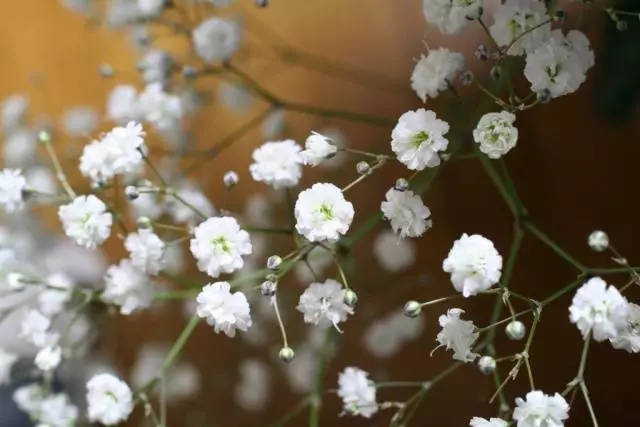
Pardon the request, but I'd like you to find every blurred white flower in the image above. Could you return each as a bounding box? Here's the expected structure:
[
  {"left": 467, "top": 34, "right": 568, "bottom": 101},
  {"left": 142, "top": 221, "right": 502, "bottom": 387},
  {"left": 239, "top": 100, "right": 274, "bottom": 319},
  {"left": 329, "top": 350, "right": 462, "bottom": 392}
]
[
  {"left": 373, "top": 229, "right": 417, "bottom": 272},
  {"left": 138, "top": 83, "right": 184, "bottom": 133},
  {"left": 0, "top": 348, "right": 18, "bottom": 385},
  {"left": 219, "top": 82, "right": 254, "bottom": 114},
  {"left": 411, "top": 48, "right": 464, "bottom": 102},
  {"left": 234, "top": 359, "right": 270, "bottom": 411},
  {"left": 470, "top": 417, "right": 509, "bottom": 427},
  {"left": 38, "top": 272, "right": 74, "bottom": 316},
  {"left": 20, "top": 309, "right": 57, "bottom": 348},
  {"left": 102, "top": 259, "right": 153, "bottom": 315},
  {"left": 193, "top": 17, "right": 241, "bottom": 63},
  {"left": 1, "top": 94, "right": 28, "bottom": 132},
  {"left": 0, "top": 168, "right": 26, "bottom": 213},
  {"left": 610, "top": 302, "right": 640, "bottom": 353},
  {"left": 61, "top": 106, "right": 99, "bottom": 137},
  {"left": 38, "top": 393, "right": 79, "bottom": 427},
  {"left": 124, "top": 229, "right": 165, "bottom": 275},
  {"left": 4, "top": 129, "right": 37, "bottom": 167},
  {"left": 34, "top": 344, "right": 62, "bottom": 372},
  {"left": 168, "top": 181, "right": 215, "bottom": 225},
  {"left": 107, "top": 85, "right": 141, "bottom": 124}
]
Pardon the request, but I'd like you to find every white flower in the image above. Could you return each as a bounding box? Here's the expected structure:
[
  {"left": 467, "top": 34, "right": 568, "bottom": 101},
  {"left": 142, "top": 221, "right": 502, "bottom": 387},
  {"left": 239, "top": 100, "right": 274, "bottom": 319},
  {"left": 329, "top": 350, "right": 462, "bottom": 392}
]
[
  {"left": 140, "top": 50, "right": 173, "bottom": 84},
  {"left": 1, "top": 94, "right": 28, "bottom": 131},
  {"left": 373, "top": 229, "right": 417, "bottom": 272},
  {"left": 610, "top": 302, "right": 640, "bottom": 353},
  {"left": 124, "top": 229, "right": 165, "bottom": 274},
  {"left": 193, "top": 17, "right": 241, "bottom": 63},
  {"left": 561, "top": 30, "right": 595, "bottom": 72},
  {"left": 262, "top": 108, "right": 286, "bottom": 140},
  {"left": 13, "top": 383, "right": 45, "bottom": 416},
  {"left": 4, "top": 129, "right": 37, "bottom": 167},
  {"left": 168, "top": 181, "right": 214, "bottom": 224},
  {"left": 58, "top": 195, "right": 113, "bottom": 249},
  {"left": 524, "top": 37, "right": 587, "bottom": 99},
  {"left": 62, "top": 106, "right": 99, "bottom": 137},
  {"left": 38, "top": 393, "right": 79, "bottom": 427},
  {"left": 0, "top": 348, "right": 18, "bottom": 385},
  {"left": 300, "top": 131, "right": 338, "bottom": 166},
  {"left": 337, "top": 367, "right": 377, "bottom": 418},
  {"left": 78, "top": 140, "right": 112, "bottom": 184},
  {"left": 25, "top": 167, "right": 56, "bottom": 196},
  {"left": 443, "top": 233, "right": 503, "bottom": 297},
  {"left": 86, "top": 373, "right": 133, "bottom": 426},
  {"left": 190, "top": 216, "right": 252, "bottom": 277},
  {"left": 297, "top": 279, "right": 353, "bottom": 328},
  {"left": 435, "top": 308, "right": 478, "bottom": 362},
  {"left": 391, "top": 109, "right": 449, "bottom": 170},
  {"left": 249, "top": 140, "right": 303, "bottom": 189},
  {"left": 513, "top": 390, "right": 569, "bottom": 427},
  {"left": 569, "top": 277, "right": 628, "bottom": 342},
  {"left": 473, "top": 111, "right": 518, "bottom": 159},
  {"left": 380, "top": 188, "right": 431, "bottom": 238},
  {"left": 490, "top": 0, "right": 551, "bottom": 56},
  {"left": 35, "top": 345, "right": 62, "bottom": 372},
  {"left": 102, "top": 259, "right": 153, "bottom": 315},
  {"left": 294, "top": 183, "right": 354, "bottom": 242},
  {"left": 20, "top": 309, "right": 58, "bottom": 348},
  {"left": 137, "top": 0, "right": 164, "bottom": 17},
  {"left": 38, "top": 272, "right": 74, "bottom": 316},
  {"left": 422, "top": 0, "right": 482, "bottom": 34},
  {"left": 411, "top": 48, "right": 465, "bottom": 102},
  {"left": 470, "top": 417, "right": 509, "bottom": 427},
  {"left": 234, "top": 359, "right": 270, "bottom": 411},
  {"left": 129, "top": 192, "right": 164, "bottom": 221},
  {"left": 107, "top": 85, "right": 141, "bottom": 124},
  {"left": 0, "top": 168, "right": 26, "bottom": 213},
  {"left": 138, "top": 83, "right": 184, "bottom": 132},
  {"left": 196, "top": 281, "right": 252, "bottom": 337},
  {"left": 364, "top": 310, "right": 424, "bottom": 358}
]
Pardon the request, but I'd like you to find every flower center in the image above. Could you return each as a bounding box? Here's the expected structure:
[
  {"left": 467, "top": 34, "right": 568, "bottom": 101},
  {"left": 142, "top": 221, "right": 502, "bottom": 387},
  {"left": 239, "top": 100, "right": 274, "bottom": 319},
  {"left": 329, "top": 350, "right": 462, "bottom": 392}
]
[
  {"left": 212, "top": 236, "right": 231, "bottom": 253},
  {"left": 318, "top": 203, "right": 334, "bottom": 221},
  {"left": 410, "top": 131, "right": 429, "bottom": 148}
]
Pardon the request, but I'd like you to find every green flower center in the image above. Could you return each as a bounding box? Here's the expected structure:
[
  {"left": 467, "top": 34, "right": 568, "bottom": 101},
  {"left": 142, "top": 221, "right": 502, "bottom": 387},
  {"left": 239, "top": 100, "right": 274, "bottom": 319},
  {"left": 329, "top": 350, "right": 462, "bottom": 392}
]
[
  {"left": 318, "top": 203, "right": 334, "bottom": 221},
  {"left": 212, "top": 236, "right": 231, "bottom": 253},
  {"left": 410, "top": 131, "right": 430, "bottom": 148}
]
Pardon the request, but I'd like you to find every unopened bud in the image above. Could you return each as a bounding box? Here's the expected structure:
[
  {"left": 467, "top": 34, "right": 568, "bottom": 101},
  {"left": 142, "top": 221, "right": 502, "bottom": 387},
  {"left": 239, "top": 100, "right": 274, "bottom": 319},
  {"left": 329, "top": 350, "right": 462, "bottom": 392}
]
[
  {"left": 356, "top": 161, "right": 370, "bottom": 175},
  {"left": 99, "top": 64, "right": 114, "bottom": 78},
  {"left": 490, "top": 66, "right": 502, "bottom": 81},
  {"left": 260, "top": 280, "right": 277, "bottom": 297},
  {"left": 616, "top": 20, "right": 628, "bottom": 31},
  {"left": 343, "top": 290, "right": 358, "bottom": 308},
  {"left": 38, "top": 130, "right": 51, "bottom": 144},
  {"left": 477, "top": 355, "right": 496, "bottom": 375},
  {"left": 125, "top": 186, "right": 139, "bottom": 200},
  {"left": 394, "top": 178, "right": 409, "bottom": 192},
  {"left": 505, "top": 320, "right": 526, "bottom": 340},
  {"left": 475, "top": 45, "right": 489, "bottom": 61},
  {"left": 403, "top": 300, "right": 422, "bottom": 318},
  {"left": 461, "top": 70, "right": 474, "bottom": 86},
  {"left": 223, "top": 171, "right": 239, "bottom": 188},
  {"left": 266, "top": 255, "right": 282, "bottom": 270},
  {"left": 137, "top": 216, "right": 152, "bottom": 230},
  {"left": 278, "top": 346, "right": 295, "bottom": 363},
  {"left": 588, "top": 230, "right": 609, "bottom": 252}
]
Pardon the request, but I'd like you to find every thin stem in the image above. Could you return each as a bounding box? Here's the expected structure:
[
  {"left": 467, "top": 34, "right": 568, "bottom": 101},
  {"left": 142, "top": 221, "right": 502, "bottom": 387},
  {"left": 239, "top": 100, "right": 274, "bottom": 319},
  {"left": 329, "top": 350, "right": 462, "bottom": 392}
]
[
  {"left": 309, "top": 330, "right": 331, "bottom": 427},
  {"left": 41, "top": 138, "right": 76, "bottom": 199},
  {"left": 271, "top": 295, "right": 289, "bottom": 348},
  {"left": 477, "top": 18, "right": 501, "bottom": 51},
  {"left": 267, "top": 398, "right": 310, "bottom": 427},
  {"left": 524, "top": 222, "right": 587, "bottom": 272}
]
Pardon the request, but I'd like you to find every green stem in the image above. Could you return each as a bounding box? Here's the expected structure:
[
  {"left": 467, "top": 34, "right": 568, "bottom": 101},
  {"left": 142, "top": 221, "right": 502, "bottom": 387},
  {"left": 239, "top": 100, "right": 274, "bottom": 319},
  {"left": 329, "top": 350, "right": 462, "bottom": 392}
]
[{"left": 524, "top": 222, "right": 587, "bottom": 272}]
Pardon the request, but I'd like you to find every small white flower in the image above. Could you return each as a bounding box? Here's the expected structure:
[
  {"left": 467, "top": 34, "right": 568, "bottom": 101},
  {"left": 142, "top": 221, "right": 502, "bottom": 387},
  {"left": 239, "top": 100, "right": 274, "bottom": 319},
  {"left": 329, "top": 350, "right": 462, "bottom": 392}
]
[
  {"left": 610, "top": 302, "right": 640, "bottom": 353},
  {"left": 391, "top": 109, "right": 450, "bottom": 170},
  {"left": 513, "top": 390, "right": 569, "bottom": 427},
  {"left": 35, "top": 345, "right": 62, "bottom": 372},
  {"left": 62, "top": 106, "right": 99, "bottom": 137},
  {"left": 569, "top": 277, "right": 628, "bottom": 342},
  {"left": 294, "top": 183, "right": 354, "bottom": 242},
  {"left": 364, "top": 310, "right": 424, "bottom": 358},
  {"left": 422, "top": 0, "right": 483, "bottom": 34},
  {"left": 138, "top": 83, "right": 184, "bottom": 132},
  {"left": 193, "top": 17, "right": 241, "bottom": 63},
  {"left": 4, "top": 130, "right": 37, "bottom": 167},
  {"left": 25, "top": 167, "right": 56, "bottom": 196},
  {"left": 1, "top": 94, "right": 28, "bottom": 132},
  {"left": 137, "top": 0, "right": 165, "bottom": 17},
  {"left": 38, "top": 272, "right": 74, "bottom": 316},
  {"left": 38, "top": 393, "right": 79, "bottom": 427},
  {"left": 20, "top": 309, "right": 58, "bottom": 348},
  {"left": 0, "top": 168, "right": 26, "bottom": 213},
  {"left": 234, "top": 359, "right": 270, "bottom": 411},
  {"left": 140, "top": 50, "right": 174, "bottom": 84},
  {"left": 249, "top": 140, "right": 303, "bottom": 189},
  {"left": 337, "top": 367, "right": 377, "bottom": 418},
  {"left": 196, "top": 281, "right": 252, "bottom": 337},
  {"left": 443, "top": 233, "right": 503, "bottom": 297},
  {"left": 301, "top": 131, "right": 338, "bottom": 167},
  {"left": 561, "top": 30, "right": 595, "bottom": 72},
  {"left": 490, "top": 0, "right": 551, "bottom": 56},
  {"left": 124, "top": 229, "right": 165, "bottom": 274},
  {"left": 411, "top": 48, "right": 465, "bottom": 102},
  {"left": 13, "top": 383, "right": 45, "bottom": 416},
  {"left": 168, "top": 181, "right": 214, "bottom": 224},
  {"left": 373, "top": 229, "right": 417, "bottom": 272},
  {"left": 524, "top": 35, "right": 588, "bottom": 99},
  {"left": 86, "top": 373, "right": 133, "bottom": 426},
  {"left": 380, "top": 188, "right": 431, "bottom": 238},
  {"left": 434, "top": 308, "right": 478, "bottom": 362},
  {"left": 0, "top": 348, "right": 18, "bottom": 385},
  {"left": 470, "top": 417, "right": 509, "bottom": 427},
  {"left": 473, "top": 111, "right": 518, "bottom": 159},
  {"left": 102, "top": 259, "right": 153, "bottom": 315},
  {"left": 129, "top": 191, "right": 164, "bottom": 221},
  {"left": 297, "top": 278, "right": 353, "bottom": 328},
  {"left": 107, "top": 85, "right": 141, "bottom": 124},
  {"left": 262, "top": 108, "right": 286, "bottom": 140},
  {"left": 58, "top": 195, "right": 113, "bottom": 249},
  {"left": 190, "top": 216, "right": 252, "bottom": 277}
]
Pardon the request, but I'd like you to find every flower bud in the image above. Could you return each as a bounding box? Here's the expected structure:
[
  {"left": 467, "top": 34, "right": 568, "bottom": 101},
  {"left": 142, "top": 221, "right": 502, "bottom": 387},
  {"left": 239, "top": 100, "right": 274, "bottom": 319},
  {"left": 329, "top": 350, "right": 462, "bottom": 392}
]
[
  {"left": 477, "top": 356, "right": 496, "bottom": 375},
  {"left": 137, "top": 216, "right": 152, "bottom": 230},
  {"left": 460, "top": 70, "right": 474, "bottom": 86},
  {"left": 588, "top": 230, "right": 609, "bottom": 252},
  {"left": 537, "top": 88, "right": 552, "bottom": 104},
  {"left": 403, "top": 300, "right": 421, "bottom": 318},
  {"left": 256, "top": 0, "right": 268, "bottom": 6},
  {"left": 278, "top": 346, "right": 295, "bottom": 363},
  {"left": 266, "top": 273, "right": 278, "bottom": 283},
  {"left": 356, "top": 161, "right": 370, "bottom": 175},
  {"left": 38, "top": 131, "right": 51, "bottom": 144},
  {"left": 475, "top": 45, "right": 489, "bottom": 61},
  {"left": 394, "top": 178, "right": 409, "bottom": 192},
  {"left": 505, "top": 320, "right": 526, "bottom": 340},
  {"left": 266, "top": 255, "right": 282, "bottom": 270},
  {"left": 490, "top": 66, "right": 502, "bottom": 81},
  {"left": 616, "top": 20, "right": 628, "bottom": 31},
  {"left": 260, "top": 280, "right": 277, "bottom": 297},
  {"left": 99, "top": 64, "right": 114, "bottom": 78},
  {"left": 125, "top": 186, "right": 139, "bottom": 200},
  {"left": 183, "top": 66, "right": 199, "bottom": 79},
  {"left": 343, "top": 290, "right": 358, "bottom": 308},
  {"left": 223, "top": 171, "right": 239, "bottom": 188}
]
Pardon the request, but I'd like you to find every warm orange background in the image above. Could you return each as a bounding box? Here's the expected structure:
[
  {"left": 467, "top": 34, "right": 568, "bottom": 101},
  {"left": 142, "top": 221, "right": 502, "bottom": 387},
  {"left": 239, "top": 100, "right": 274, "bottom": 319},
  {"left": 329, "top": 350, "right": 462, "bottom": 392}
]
[{"left": 2, "top": 1, "right": 639, "bottom": 426}]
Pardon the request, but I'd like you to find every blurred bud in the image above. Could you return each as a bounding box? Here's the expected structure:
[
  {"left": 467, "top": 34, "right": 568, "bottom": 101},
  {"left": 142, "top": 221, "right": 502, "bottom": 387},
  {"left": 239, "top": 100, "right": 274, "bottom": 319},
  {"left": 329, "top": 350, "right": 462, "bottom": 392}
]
[
  {"left": 356, "top": 161, "right": 370, "bottom": 175},
  {"left": 616, "top": 20, "right": 628, "bottom": 31},
  {"left": 403, "top": 300, "right": 421, "bottom": 318},
  {"left": 260, "top": 280, "right": 277, "bottom": 297},
  {"left": 256, "top": 0, "right": 269, "bottom": 6},
  {"left": 461, "top": 70, "right": 474, "bottom": 86},
  {"left": 278, "top": 346, "right": 295, "bottom": 363},
  {"left": 588, "top": 230, "right": 609, "bottom": 252},
  {"left": 137, "top": 216, "right": 152, "bottom": 230},
  {"left": 477, "top": 356, "right": 496, "bottom": 375},
  {"left": 99, "top": 64, "right": 114, "bottom": 78},
  {"left": 553, "top": 10, "right": 567, "bottom": 22},
  {"left": 223, "top": 171, "right": 239, "bottom": 188},
  {"left": 475, "top": 45, "right": 489, "bottom": 61},
  {"left": 266, "top": 255, "right": 282, "bottom": 270},
  {"left": 505, "top": 320, "right": 526, "bottom": 340},
  {"left": 537, "top": 88, "right": 552, "bottom": 104},
  {"left": 394, "top": 178, "right": 409, "bottom": 192},
  {"left": 266, "top": 273, "right": 278, "bottom": 282},
  {"left": 490, "top": 66, "right": 502, "bottom": 81},
  {"left": 7, "top": 272, "right": 26, "bottom": 292},
  {"left": 343, "top": 290, "right": 358, "bottom": 308},
  {"left": 125, "top": 186, "right": 139, "bottom": 200},
  {"left": 38, "top": 130, "right": 51, "bottom": 144},
  {"left": 183, "top": 65, "right": 199, "bottom": 79}
]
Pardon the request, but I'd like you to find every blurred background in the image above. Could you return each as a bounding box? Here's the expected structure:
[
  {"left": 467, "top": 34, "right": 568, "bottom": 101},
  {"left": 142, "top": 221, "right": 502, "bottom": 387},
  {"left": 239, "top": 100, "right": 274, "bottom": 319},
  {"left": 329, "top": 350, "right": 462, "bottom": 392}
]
[{"left": 0, "top": 0, "right": 639, "bottom": 426}]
